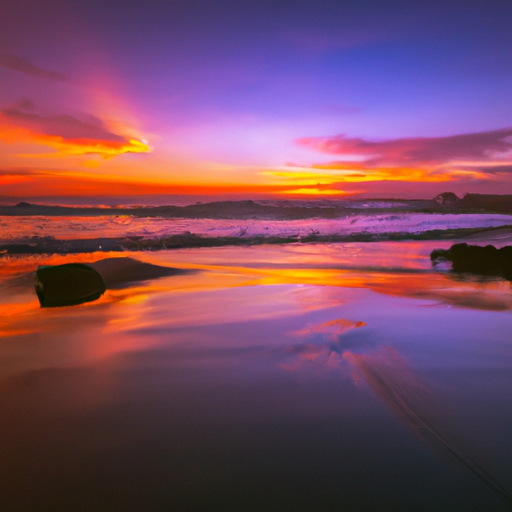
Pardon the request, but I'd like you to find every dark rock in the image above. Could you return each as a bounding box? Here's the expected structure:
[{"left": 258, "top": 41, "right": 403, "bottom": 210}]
[
  {"left": 35, "top": 263, "right": 106, "bottom": 307},
  {"left": 15, "top": 202, "right": 33, "bottom": 208},
  {"left": 431, "top": 243, "right": 512, "bottom": 281},
  {"left": 433, "top": 192, "right": 460, "bottom": 205},
  {"left": 460, "top": 194, "right": 512, "bottom": 212}
]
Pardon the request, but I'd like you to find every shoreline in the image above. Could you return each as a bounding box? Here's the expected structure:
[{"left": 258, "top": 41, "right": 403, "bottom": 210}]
[{"left": 1, "top": 224, "right": 512, "bottom": 255}]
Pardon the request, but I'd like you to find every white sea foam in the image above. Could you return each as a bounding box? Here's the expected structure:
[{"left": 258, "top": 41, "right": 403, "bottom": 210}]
[{"left": 1, "top": 212, "right": 511, "bottom": 243}]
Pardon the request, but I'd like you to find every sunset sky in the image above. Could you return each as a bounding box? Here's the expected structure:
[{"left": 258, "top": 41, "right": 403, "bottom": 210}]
[{"left": 1, "top": 0, "right": 512, "bottom": 201}]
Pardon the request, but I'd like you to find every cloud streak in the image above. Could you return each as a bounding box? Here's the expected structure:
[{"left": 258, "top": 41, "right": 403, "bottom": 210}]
[
  {"left": 2, "top": 108, "right": 125, "bottom": 142},
  {"left": 262, "top": 128, "right": 512, "bottom": 193},
  {"left": 0, "top": 54, "right": 66, "bottom": 81},
  {"left": 0, "top": 102, "right": 150, "bottom": 158},
  {"left": 297, "top": 128, "right": 512, "bottom": 168}
]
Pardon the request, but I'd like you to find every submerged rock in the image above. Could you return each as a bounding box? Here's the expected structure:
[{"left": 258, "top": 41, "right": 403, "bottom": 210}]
[
  {"left": 431, "top": 243, "right": 512, "bottom": 280},
  {"left": 35, "top": 263, "right": 106, "bottom": 307}
]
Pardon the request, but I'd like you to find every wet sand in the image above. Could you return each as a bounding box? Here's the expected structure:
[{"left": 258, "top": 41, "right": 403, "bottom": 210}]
[{"left": 1, "top": 241, "right": 512, "bottom": 511}]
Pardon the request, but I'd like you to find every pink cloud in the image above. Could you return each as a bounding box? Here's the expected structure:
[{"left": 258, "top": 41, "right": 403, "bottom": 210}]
[{"left": 297, "top": 128, "right": 512, "bottom": 168}]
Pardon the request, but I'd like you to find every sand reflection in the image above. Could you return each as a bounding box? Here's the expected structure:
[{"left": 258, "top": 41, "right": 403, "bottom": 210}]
[
  {"left": 1, "top": 244, "right": 512, "bottom": 510},
  {"left": 344, "top": 348, "right": 512, "bottom": 508},
  {"left": 283, "top": 314, "right": 512, "bottom": 508},
  {"left": 2, "top": 243, "right": 512, "bottom": 376},
  {"left": 152, "top": 242, "right": 512, "bottom": 312}
]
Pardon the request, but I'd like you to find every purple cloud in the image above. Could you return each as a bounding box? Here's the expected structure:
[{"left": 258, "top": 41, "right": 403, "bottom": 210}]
[
  {"left": 472, "top": 165, "right": 512, "bottom": 174},
  {"left": 1, "top": 106, "right": 125, "bottom": 142},
  {"left": 0, "top": 53, "right": 66, "bottom": 81}
]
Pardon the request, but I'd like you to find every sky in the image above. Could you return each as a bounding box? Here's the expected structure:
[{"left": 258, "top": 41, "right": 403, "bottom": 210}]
[{"left": 1, "top": 0, "right": 512, "bottom": 201}]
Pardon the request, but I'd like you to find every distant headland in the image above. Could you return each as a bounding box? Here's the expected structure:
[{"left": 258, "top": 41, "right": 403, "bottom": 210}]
[{"left": 1, "top": 193, "right": 512, "bottom": 218}]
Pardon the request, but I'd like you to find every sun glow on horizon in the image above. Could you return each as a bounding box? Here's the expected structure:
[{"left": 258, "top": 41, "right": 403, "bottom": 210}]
[{"left": 281, "top": 188, "right": 357, "bottom": 196}]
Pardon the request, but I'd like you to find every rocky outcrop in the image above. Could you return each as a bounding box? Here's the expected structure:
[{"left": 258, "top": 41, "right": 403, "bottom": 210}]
[
  {"left": 460, "top": 194, "right": 512, "bottom": 212},
  {"left": 431, "top": 243, "right": 512, "bottom": 280},
  {"left": 433, "top": 192, "right": 460, "bottom": 205}
]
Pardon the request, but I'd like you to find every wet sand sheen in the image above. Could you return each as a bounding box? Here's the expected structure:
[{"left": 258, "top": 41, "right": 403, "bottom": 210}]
[
  {"left": 1, "top": 242, "right": 512, "bottom": 510},
  {"left": 345, "top": 348, "right": 512, "bottom": 508}
]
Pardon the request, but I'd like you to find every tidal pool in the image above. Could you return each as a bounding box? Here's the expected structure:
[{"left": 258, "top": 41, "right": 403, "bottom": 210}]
[{"left": 1, "top": 242, "right": 511, "bottom": 511}]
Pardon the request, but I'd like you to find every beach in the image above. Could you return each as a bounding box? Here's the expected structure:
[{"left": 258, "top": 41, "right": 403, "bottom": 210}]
[
  {"left": 3, "top": 0, "right": 512, "bottom": 507},
  {"left": 1, "top": 222, "right": 512, "bottom": 510}
]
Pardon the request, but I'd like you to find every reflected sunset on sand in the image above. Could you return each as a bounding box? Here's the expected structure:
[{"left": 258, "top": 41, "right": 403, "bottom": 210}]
[{"left": 1, "top": 241, "right": 512, "bottom": 511}]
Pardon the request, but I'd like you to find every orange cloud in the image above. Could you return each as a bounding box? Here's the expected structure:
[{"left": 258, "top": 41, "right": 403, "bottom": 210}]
[
  {"left": 263, "top": 165, "right": 480, "bottom": 189},
  {"left": 0, "top": 104, "right": 150, "bottom": 159}
]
